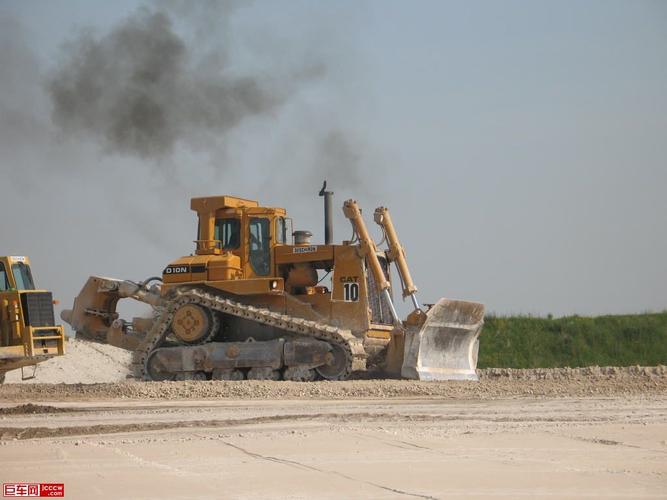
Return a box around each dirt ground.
[2,342,666,498]
[1,369,666,499]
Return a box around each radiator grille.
[21,292,56,327]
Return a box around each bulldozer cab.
[0,256,35,291]
[190,195,287,279]
[161,195,380,335]
[0,256,65,381]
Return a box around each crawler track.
[131,288,367,381]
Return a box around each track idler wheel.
[172,304,219,345]
[315,343,348,380]
[145,350,174,381]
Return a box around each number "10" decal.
[343,282,359,302]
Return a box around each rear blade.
[61,276,122,342]
[401,298,484,381]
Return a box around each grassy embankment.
[477,312,667,368]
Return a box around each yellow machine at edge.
[62,184,484,382]
[0,256,65,383]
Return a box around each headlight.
[270,280,278,290]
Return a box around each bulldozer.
[0,256,66,383]
[61,184,484,382]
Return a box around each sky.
[0,0,665,322]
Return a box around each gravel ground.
[2,338,665,401]
[1,366,664,401]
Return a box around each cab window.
[275,217,287,244]
[249,218,270,276]
[11,262,35,290]
[0,263,9,291]
[214,218,240,249]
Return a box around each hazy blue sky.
[0,0,665,320]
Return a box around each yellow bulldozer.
[0,256,66,383]
[62,184,484,382]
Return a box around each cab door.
[0,260,19,346]
[248,217,271,277]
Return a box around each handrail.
[193,239,223,253]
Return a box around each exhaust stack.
[319,181,334,245]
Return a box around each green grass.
[477,312,667,368]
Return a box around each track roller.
[283,367,317,381]
[211,369,244,381]
[248,367,281,380]
[175,371,207,381]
